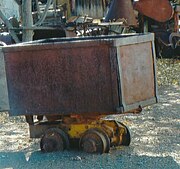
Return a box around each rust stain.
[4,40,118,116]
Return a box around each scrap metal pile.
[0,0,179,57]
[66,0,180,57]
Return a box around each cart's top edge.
[2,33,154,52]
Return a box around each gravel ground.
[0,59,180,169]
[156,59,180,86]
[0,85,179,169]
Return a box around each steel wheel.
[40,128,69,152]
[121,125,131,146]
[79,128,110,154]
[98,129,111,153]
[116,121,131,146]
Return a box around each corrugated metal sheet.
[75,0,107,18]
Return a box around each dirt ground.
[0,85,179,169]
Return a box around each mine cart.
[0,33,158,153]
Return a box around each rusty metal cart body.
[0,33,158,153]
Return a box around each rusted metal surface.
[133,0,173,22]
[105,0,137,26]
[40,128,69,152]
[114,34,158,112]
[3,40,118,116]
[119,42,155,105]
[2,34,158,116]
[79,128,108,154]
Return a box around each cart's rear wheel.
[40,128,69,152]
[116,121,131,146]
[121,125,131,146]
[79,128,110,154]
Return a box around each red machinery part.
[133,0,174,22]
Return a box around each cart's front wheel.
[40,128,69,152]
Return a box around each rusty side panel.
[119,42,155,105]
[0,49,9,111]
[4,41,119,116]
[133,0,173,22]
